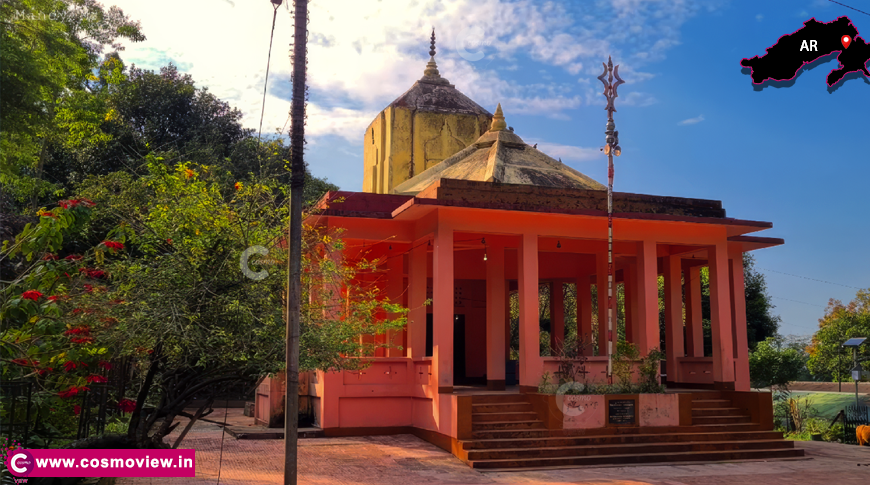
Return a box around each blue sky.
[112,0,868,337]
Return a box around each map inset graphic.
[741,16,870,87]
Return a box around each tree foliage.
[749,336,806,390]
[806,290,870,381]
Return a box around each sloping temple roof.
[391,104,606,195]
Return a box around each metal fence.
[0,358,132,447]
[844,404,869,445]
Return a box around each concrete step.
[467,447,806,469]
[472,429,551,440]
[692,415,753,425]
[472,403,533,413]
[692,399,732,408]
[471,394,528,404]
[461,431,787,450]
[472,420,547,431]
[472,412,539,423]
[465,439,796,461]
[692,407,746,417]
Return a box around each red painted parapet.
[306,357,461,437]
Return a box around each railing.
[844,404,869,445]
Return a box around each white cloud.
[533,142,603,163]
[756,14,764,22]
[110,0,723,143]
[678,115,705,125]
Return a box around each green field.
[789,391,870,420]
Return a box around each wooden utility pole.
[284,0,307,484]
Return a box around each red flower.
[73,405,81,415]
[80,199,95,207]
[98,361,112,370]
[102,241,124,251]
[83,284,93,292]
[59,199,80,209]
[58,386,90,399]
[42,253,59,260]
[71,336,94,344]
[10,358,36,367]
[64,325,90,336]
[63,361,77,372]
[37,367,54,376]
[234,182,242,191]
[21,290,43,301]
[72,308,83,314]
[166,238,172,245]
[86,374,107,384]
[48,295,59,302]
[118,399,136,413]
[64,255,82,261]
[38,210,57,219]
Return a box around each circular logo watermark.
[555,381,587,416]
[456,26,491,62]
[240,245,270,281]
[6,449,34,477]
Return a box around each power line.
[759,267,864,290]
[828,0,870,17]
[772,296,826,308]
[257,2,282,150]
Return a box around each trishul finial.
[597,55,625,121]
[429,28,436,57]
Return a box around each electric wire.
[828,0,870,17]
[257,2,282,151]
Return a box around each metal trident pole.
[598,57,624,380]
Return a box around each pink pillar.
[407,241,428,359]
[683,263,704,358]
[708,241,735,388]
[576,278,593,355]
[433,226,454,393]
[636,240,660,356]
[729,250,751,391]
[486,244,506,390]
[550,281,565,354]
[518,233,543,392]
[663,255,684,383]
[386,252,404,357]
[595,254,609,356]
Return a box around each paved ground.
[118,408,870,485]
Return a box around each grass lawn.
[789,391,870,420]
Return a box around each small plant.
[612,341,639,393]
[786,395,815,433]
[537,371,557,394]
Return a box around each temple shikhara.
[258,33,804,468]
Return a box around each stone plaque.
[608,399,636,425]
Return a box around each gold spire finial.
[423,28,441,78]
[490,103,506,131]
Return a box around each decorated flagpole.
[597,56,624,381]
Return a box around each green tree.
[749,336,806,391]
[1,0,144,209]
[806,290,870,382]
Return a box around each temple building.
[259,33,803,468]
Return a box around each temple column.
[683,263,704,357]
[486,244,506,390]
[636,240,660,355]
[596,254,609,356]
[550,281,565,354]
[576,278,593,355]
[386,252,404,357]
[708,241,736,388]
[729,250,751,391]
[433,225,454,393]
[407,240,428,359]
[663,255,685,383]
[518,233,543,392]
